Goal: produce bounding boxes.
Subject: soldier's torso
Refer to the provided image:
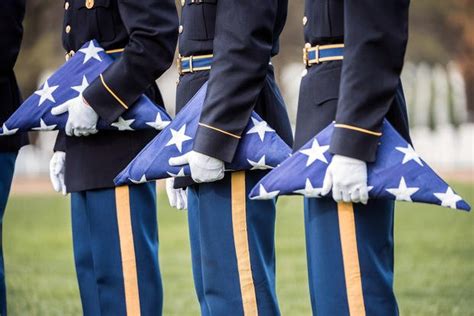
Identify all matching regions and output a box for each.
[62,0,128,53]
[303,0,344,45]
[60,0,163,192]
[295,0,411,151]
[177,0,287,58]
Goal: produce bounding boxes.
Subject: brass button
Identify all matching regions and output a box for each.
[303,16,308,26]
[65,25,71,34]
[86,0,94,9]
[179,25,184,34]
[65,2,70,10]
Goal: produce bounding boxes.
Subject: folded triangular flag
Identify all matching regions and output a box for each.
[249,120,471,211]
[0,40,170,136]
[114,82,292,185]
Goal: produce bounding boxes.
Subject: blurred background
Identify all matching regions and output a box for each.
[4,1,474,315]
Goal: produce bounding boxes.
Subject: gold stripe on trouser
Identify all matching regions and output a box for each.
[337,202,366,316]
[115,186,141,316]
[231,172,258,316]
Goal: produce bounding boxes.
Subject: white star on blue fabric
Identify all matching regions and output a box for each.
[130,175,148,184]
[252,184,279,200]
[434,187,462,209]
[111,117,135,131]
[294,178,323,198]
[0,124,18,136]
[300,139,330,166]
[146,113,170,130]
[386,177,420,202]
[32,119,57,131]
[166,125,192,153]
[167,168,186,177]
[395,144,423,166]
[34,80,59,106]
[247,155,272,170]
[78,41,104,64]
[246,117,275,141]
[72,76,89,95]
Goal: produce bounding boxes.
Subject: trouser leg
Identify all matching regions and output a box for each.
[72,183,162,316]
[71,192,101,316]
[304,197,398,316]
[0,153,17,316]
[188,171,280,316]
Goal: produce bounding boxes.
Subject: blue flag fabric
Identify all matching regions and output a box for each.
[0,40,171,136]
[114,82,292,185]
[249,120,471,211]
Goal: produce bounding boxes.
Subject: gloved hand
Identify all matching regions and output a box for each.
[51,96,99,137]
[165,178,188,210]
[321,154,369,204]
[50,151,67,195]
[169,151,225,183]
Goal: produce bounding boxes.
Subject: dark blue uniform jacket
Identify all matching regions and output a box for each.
[295,0,412,161]
[55,0,178,192]
[0,0,29,152]
[175,0,293,188]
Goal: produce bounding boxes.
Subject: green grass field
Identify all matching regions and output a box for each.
[3,182,474,315]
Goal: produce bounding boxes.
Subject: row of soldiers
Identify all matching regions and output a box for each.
[1,0,411,315]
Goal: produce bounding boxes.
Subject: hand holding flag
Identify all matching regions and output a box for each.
[51,96,99,136]
[114,82,292,186]
[0,40,171,136]
[169,151,225,183]
[249,120,471,212]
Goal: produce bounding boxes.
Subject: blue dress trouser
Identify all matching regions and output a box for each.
[188,171,280,316]
[71,182,162,316]
[304,198,398,316]
[0,153,17,316]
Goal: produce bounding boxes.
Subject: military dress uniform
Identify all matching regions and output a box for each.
[175,0,293,315]
[56,1,178,315]
[295,0,411,315]
[0,1,29,315]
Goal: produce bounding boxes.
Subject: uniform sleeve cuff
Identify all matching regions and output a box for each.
[329,125,381,162]
[54,131,67,152]
[83,74,128,125]
[193,124,240,163]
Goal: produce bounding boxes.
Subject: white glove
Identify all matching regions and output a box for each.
[169,151,225,183]
[166,178,188,210]
[50,151,67,195]
[321,154,369,204]
[51,96,99,137]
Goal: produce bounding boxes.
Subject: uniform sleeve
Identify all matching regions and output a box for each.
[83,0,178,124]
[0,0,25,73]
[329,0,409,162]
[192,0,278,163]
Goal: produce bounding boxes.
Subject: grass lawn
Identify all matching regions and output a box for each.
[3,182,473,315]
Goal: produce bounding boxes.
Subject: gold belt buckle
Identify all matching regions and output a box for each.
[303,44,320,67]
[189,55,194,73]
[314,45,320,64]
[303,43,310,67]
[177,54,183,75]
